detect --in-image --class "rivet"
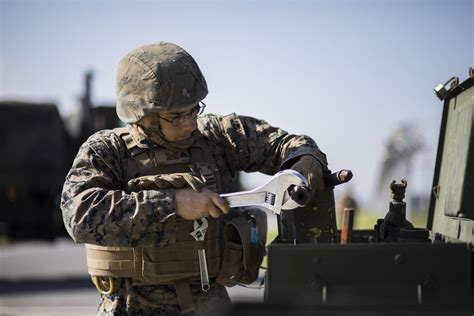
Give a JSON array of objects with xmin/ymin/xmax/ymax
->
[{"xmin": 394, "ymin": 253, "xmax": 406, "ymax": 264}]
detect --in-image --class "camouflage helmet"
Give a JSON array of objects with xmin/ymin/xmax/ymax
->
[{"xmin": 116, "ymin": 42, "xmax": 208, "ymax": 124}]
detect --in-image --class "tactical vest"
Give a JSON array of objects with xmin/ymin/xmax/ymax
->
[
  {"xmin": 85, "ymin": 127, "xmax": 224, "ymax": 289},
  {"xmin": 84, "ymin": 127, "xmax": 266, "ymax": 313}
]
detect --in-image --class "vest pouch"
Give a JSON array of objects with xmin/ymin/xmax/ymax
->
[
  {"xmin": 85, "ymin": 244, "xmax": 137, "ymax": 278},
  {"xmin": 217, "ymin": 209, "xmax": 266, "ymax": 287},
  {"xmin": 140, "ymin": 218, "xmax": 222, "ymax": 285},
  {"xmin": 216, "ymin": 241, "xmax": 243, "ymax": 286}
]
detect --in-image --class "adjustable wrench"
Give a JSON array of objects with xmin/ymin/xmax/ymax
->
[
  {"xmin": 190, "ymin": 218, "xmax": 210, "ymax": 292},
  {"xmin": 220, "ymin": 169, "xmax": 308, "ymax": 215}
]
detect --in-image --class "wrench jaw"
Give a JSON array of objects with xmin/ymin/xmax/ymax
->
[
  {"xmin": 219, "ymin": 169, "xmax": 309, "ymax": 215},
  {"xmin": 281, "ymin": 188, "xmax": 307, "ymax": 211},
  {"xmin": 194, "ymin": 218, "xmax": 209, "ymax": 231},
  {"xmin": 190, "ymin": 218, "xmax": 208, "ymax": 241},
  {"xmin": 280, "ymin": 170, "xmax": 308, "ymax": 212},
  {"xmin": 267, "ymin": 170, "xmax": 309, "ymax": 215}
]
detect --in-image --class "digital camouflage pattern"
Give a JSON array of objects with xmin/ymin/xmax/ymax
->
[
  {"xmin": 61, "ymin": 113, "xmax": 328, "ymax": 314},
  {"xmin": 98, "ymin": 279, "xmax": 230, "ymax": 316},
  {"xmin": 116, "ymin": 42, "xmax": 208, "ymax": 124}
]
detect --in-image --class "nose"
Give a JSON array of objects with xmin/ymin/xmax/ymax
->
[{"xmin": 180, "ymin": 115, "xmax": 197, "ymax": 132}]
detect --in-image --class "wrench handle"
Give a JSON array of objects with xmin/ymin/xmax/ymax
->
[
  {"xmin": 220, "ymin": 191, "xmax": 268, "ymax": 208},
  {"xmin": 198, "ymin": 249, "xmax": 210, "ymax": 292}
]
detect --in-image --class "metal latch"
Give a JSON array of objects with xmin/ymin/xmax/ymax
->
[{"xmin": 434, "ymin": 77, "xmax": 459, "ymax": 101}]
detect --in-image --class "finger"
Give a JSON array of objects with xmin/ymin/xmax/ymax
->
[
  {"xmin": 210, "ymin": 193, "xmax": 230, "ymax": 215},
  {"xmin": 208, "ymin": 205, "xmax": 222, "ymax": 219}
]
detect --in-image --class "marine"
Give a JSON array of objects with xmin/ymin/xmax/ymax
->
[{"xmin": 61, "ymin": 42, "xmax": 328, "ymax": 315}]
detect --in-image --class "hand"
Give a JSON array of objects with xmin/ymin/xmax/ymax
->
[
  {"xmin": 290, "ymin": 155, "xmax": 325, "ymax": 202},
  {"xmin": 175, "ymin": 188, "xmax": 230, "ymax": 220}
]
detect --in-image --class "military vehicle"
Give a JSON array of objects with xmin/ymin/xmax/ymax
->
[
  {"xmin": 230, "ymin": 68, "xmax": 474, "ymax": 315},
  {"xmin": 0, "ymin": 102, "xmax": 69, "ymax": 239},
  {"xmin": 0, "ymin": 72, "xmax": 121, "ymax": 240}
]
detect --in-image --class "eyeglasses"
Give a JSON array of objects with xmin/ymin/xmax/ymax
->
[{"xmin": 159, "ymin": 102, "xmax": 206, "ymax": 126}]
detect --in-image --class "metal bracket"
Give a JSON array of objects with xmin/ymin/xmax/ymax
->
[{"xmin": 434, "ymin": 77, "xmax": 459, "ymax": 101}]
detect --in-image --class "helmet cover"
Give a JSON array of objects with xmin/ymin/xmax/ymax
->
[{"xmin": 116, "ymin": 42, "xmax": 208, "ymax": 124}]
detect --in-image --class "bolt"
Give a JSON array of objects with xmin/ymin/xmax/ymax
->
[{"xmin": 394, "ymin": 252, "xmax": 406, "ymax": 264}]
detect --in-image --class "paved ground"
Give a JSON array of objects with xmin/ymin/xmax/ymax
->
[
  {"xmin": 1, "ymin": 283, "xmax": 263, "ymax": 315},
  {"xmin": 0, "ymin": 239, "xmax": 264, "ymax": 316}
]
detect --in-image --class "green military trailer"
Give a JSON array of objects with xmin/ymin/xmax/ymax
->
[
  {"xmin": 231, "ymin": 69, "xmax": 474, "ymax": 315},
  {"xmin": 0, "ymin": 102, "xmax": 70, "ymax": 239},
  {"xmin": 0, "ymin": 97, "xmax": 121, "ymax": 240},
  {"xmin": 0, "ymin": 72, "xmax": 122, "ymax": 240}
]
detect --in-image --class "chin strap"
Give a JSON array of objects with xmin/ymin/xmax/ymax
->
[{"xmin": 130, "ymin": 124, "xmax": 196, "ymax": 151}]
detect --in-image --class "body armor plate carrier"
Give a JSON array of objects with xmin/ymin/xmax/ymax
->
[{"xmin": 84, "ymin": 127, "xmax": 266, "ymax": 313}]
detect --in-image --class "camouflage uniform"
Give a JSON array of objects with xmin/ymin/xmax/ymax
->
[{"xmin": 60, "ymin": 42, "xmax": 328, "ymax": 315}]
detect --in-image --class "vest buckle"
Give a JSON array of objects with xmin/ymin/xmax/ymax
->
[{"xmin": 195, "ymin": 163, "xmax": 216, "ymax": 187}]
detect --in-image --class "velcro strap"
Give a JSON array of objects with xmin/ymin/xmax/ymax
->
[
  {"xmin": 142, "ymin": 240, "xmax": 220, "ymax": 262},
  {"xmin": 87, "ymin": 258, "xmax": 136, "ymax": 277},
  {"xmin": 143, "ymin": 256, "xmax": 220, "ymax": 278},
  {"xmin": 174, "ymin": 281, "xmax": 195, "ymax": 314}
]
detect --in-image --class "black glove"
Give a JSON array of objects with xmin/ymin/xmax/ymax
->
[{"xmin": 289, "ymin": 155, "xmax": 325, "ymax": 202}]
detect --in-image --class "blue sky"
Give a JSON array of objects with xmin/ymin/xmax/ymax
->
[{"xmin": 1, "ymin": 0, "xmax": 473, "ymax": 209}]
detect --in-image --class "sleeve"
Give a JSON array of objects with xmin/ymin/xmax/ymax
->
[
  {"xmin": 60, "ymin": 130, "xmax": 176, "ymax": 247},
  {"xmin": 200, "ymin": 113, "xmax": 328, "ymax": 175}
]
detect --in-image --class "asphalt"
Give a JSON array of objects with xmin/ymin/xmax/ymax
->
[{"xmin": 0, "ymin": 239, "xmax": 264, "ymax": 316}]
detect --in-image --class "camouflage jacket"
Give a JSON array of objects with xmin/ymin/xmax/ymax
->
[{"xmin": 61, "ymin": 113, "xmax": 327, "ymax": 247}]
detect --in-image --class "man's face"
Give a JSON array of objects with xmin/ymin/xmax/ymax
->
[{"xmin": 141, "ymin": 103, "xmax": 199, "ymax": 142}]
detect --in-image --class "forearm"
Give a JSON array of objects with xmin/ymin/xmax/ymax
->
[
  {"xmin": 275, "ymin": 134, "xmax": 328, "ymax": 172},
  {"xmin": 61, "ymin": 187, "xmax": 176, "ymax": 247}
]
